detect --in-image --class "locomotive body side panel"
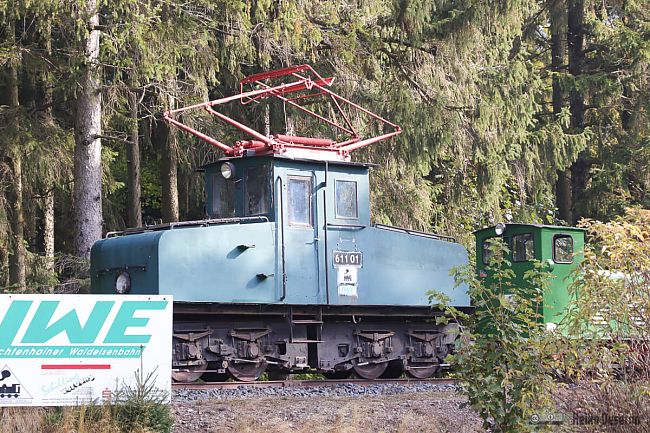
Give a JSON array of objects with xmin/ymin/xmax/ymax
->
[
  {"xmin": 157, "ymin": 223, "xmax": 277, "ymax": 302},
  {"xmin": 326, "ymin": 226, "xmax": 470, "ymax": 307}
]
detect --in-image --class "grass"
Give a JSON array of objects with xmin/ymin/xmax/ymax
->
[{"xmin": 0, "ymin": 403, "xmax": 172, "ymax": 433}]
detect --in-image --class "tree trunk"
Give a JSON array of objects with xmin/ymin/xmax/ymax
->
[
  {"xmin": 159, "ymin": 88, "xmax": 179, "ymax": 223},
  {"xmin": 127, "ymin": 89, "xmax": 142, "ymax": 227},
  {"xmin": 7, "ymin": 155, "xmax": 26, "ymax": 289},
  {"xmin": 5, "ymin": 18, "xmax": 26, "ymax": 289},
  {"xmin": 567, "ymin": 0, "xmax": 585, "ymax": 129},
  {"xmin": 551, "ymin": 0, "xmax": 572, "ymax": 223},
  {"xmin": 73, "ymin": 0, "xmax": 103, "ymax": 257},
  {"xmin": 43, "ymin": 188, "xmax": 55, "ymax": 274},
  {"xmin": 567, "ymin": 0, "xmax": 588, "ymax": 223},
  {"xmin": 42, "ymin": 21, "xmax": 55, "ymax": 275}
]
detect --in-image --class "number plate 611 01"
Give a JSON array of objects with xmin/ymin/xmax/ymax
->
[{"xmin": 332, "ymin": 251, "xmax": 362, "ymax": 267}]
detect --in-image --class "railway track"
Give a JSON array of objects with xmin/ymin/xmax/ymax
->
[{"xmin": 172, "ymin": 377, "xmax": 457, "ymax": 391}]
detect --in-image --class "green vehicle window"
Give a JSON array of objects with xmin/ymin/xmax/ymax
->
[
  {"xmin": 553, "ymin": 235, "xmax": 574, "ymax": 263},
  {"xmin": 512, "ymin": 233, "xmax": 535, "ymax": 262},
  {"xmin": 482, "ymin": 239, "xmax": 492, "ymax": 265},
  {"xmin": 482, "ymin": 237, "xmax": 508, "ymax": 265}
]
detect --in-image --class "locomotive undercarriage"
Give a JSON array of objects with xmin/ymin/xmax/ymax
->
[{"xmin": 172, "ymin": 303, "xmax": 464, "ymax": 382}]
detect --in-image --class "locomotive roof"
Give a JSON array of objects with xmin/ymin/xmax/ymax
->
[
  {"xmin": 473, "ymin": 223, "xmax": 587, "ymax": 235},
  {"xmin": 200, "ymin": 154, "xmax": 377, "ymax": 170}
]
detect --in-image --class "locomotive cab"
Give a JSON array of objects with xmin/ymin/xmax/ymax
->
[
  {"xmin": 474, "ymin": 224, "xmax": 585, "ymax": 328},
  {"xmin": 203, "ymin": 155, "xmax": 371, "ymax": 226}
]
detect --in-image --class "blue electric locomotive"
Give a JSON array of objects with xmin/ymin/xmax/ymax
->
[{"xmin": 90, "ymin": 66, "xmax": 471, "ymax": 381}]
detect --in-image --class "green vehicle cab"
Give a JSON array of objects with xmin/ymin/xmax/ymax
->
[{"xmin": 474, "ymin": 224, "xmax": 586, "ymax": 329}]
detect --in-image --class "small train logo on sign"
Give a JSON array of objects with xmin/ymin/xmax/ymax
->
[{"xmin": 0, "ymin": 366, "xmax": 32, "ymax": 404}]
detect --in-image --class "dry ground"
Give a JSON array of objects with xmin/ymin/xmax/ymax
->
[{"xmin": 172, "ymin": 391, "xmax": 483, "ymax": 433}]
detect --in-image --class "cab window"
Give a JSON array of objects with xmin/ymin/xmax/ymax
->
[
  {"xmin": 482, "ymin": 238, "xmax": 494, "ymax": 265},
  {"xmin": 512, "ymin": 233, "xmax": 535, "ymax": 262},
  {"xmin": 288, "ymin": 177, "xmax": 312, "ymax": 226},
  {"xmin": 211, "ymin": 174, "xmax": 235, "ymax": 218},
  {"xmin": 482, "ymin": 237, "xmax": 507, "ymax": 265},
  {"xmin": 335, "ymin": 180, "xmax": 358, "ymax": 219},
  {"xmin": 244, "ymin": 165, "xmax": 271, "ymax": 215},
  {"xmin": 553, "ymin": 235, "xmax": 574, "ymax": 263}
]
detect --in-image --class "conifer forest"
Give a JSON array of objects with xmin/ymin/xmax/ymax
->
[{"xmin": 0, "ymin": 0, "xmax": 648, "ymax": 291}]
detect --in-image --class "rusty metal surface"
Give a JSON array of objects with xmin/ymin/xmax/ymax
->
[{"xmin": 172, "ymin": 377, "xmax": 457, "ymax": 391}]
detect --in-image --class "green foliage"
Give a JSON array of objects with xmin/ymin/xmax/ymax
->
[
  {"xmin": 557, "ymin": 209, "xmax": 650, "ymax": 378},
  {"xmin": 430, "ymin": 211, "xmax": 650, "ymax": 432},
  {"xmin": 545, "ymin": 209, "xmax": 650, "ymax": 431}
]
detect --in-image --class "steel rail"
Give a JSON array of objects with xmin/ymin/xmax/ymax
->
[{"xmin": 172, "ymin": 377, "xmax": 457, "ymax": 391}]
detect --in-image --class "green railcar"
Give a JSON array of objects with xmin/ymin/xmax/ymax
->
[{"xmin": 474, "ymin": 224, "xmax": 586, "ymax": 328}]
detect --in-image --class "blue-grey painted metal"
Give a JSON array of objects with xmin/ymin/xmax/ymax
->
[{"xmin": 91, "ymin": 155, "xmax": 470, "ymax": 308}]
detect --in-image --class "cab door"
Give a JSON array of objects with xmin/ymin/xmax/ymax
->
[{"xmin": 278, "ymin": 168, "xmax": 326, "ymax": 304}]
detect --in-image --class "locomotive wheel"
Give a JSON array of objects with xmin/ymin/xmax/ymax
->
[
  {"xmin": 406, "ymin": 363, "xmax": 439, "ymax": 379},
  {"xmin": 353, "ymin": 362, "xmax": 388, "ymax": 380},
  {"xmin": 172, "ymin": 361, "xmax": 207, "ymax": 383},
  {"xmin": 323, "ymin": 370, "xmax": 352, "ymax": 380},
  {"xmin": 380, "ymin": 360, "xmax": 404, "ymax": 379},
  {"xmin": 227, "ymin": 360, "xmax": 267, "ymax": 382}
]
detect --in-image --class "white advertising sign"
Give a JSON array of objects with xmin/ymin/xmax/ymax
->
[{"xmin": 0, "ymin": 294, "xmax": 172, "ymax": 407}]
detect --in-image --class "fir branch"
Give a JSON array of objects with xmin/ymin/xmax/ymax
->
[
  {"xmin": 307, "ymin": 16, "xmax": 437, "ymax": 56},
  {"xmin": 382, "ymin": 37, "xmax": 437, "ymax": 56},
  {"xmin": 93, "ymin": 134, "xmax": 134, "ymax": 146},
  {"xmin": 381, "ymin": 49, "xmax": 472, "ymax": 113}
]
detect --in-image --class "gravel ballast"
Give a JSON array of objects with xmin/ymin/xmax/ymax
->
[
  {"xmin": 173, "ymin": 382, "xmax": 461, "ymax": 402},
  {"xmin": 172, "ymin": 383, "xmax": 483, "ymax": 433}
]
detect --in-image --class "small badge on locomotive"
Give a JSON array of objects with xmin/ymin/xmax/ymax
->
[{"xmin": 337, "ymin": 266, "xmax": 358, "ymax": 297}]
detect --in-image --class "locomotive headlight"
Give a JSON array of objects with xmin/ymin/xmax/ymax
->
[
  {"xmin": 220, "ymin": 162, "xmax": 235, "ymax": 180},
  {"xmin": 115, "ymin": 271, "xmax": 131, "ymax": 294},
  {"xmin": 495, "ymin": 222, "xmax": 506, "ymax": 236}
]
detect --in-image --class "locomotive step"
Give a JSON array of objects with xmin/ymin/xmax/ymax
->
[
  {"xmin": 291, "ymin": 320, "xmax": 324, "ymax": 324},
  {"xmin": 291, "ymin": 339, "xmax": 324, "ymax": 343}
]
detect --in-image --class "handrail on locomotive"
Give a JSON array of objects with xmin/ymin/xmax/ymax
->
[{"xmin": 163, "ymin": 64, "xmax": 401, "ymax": 159}]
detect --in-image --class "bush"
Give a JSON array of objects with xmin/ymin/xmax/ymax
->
[
  {"xmin": 433, "ymin": 238, "xmax": 557, "ymax": 433},
  {"xmin": 108, "ymin": 368, "xmax": 173, "ymax": 433},
  {"xmin": 551, "ymin": 209, "xmax": 650, "ymax": 431}
]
